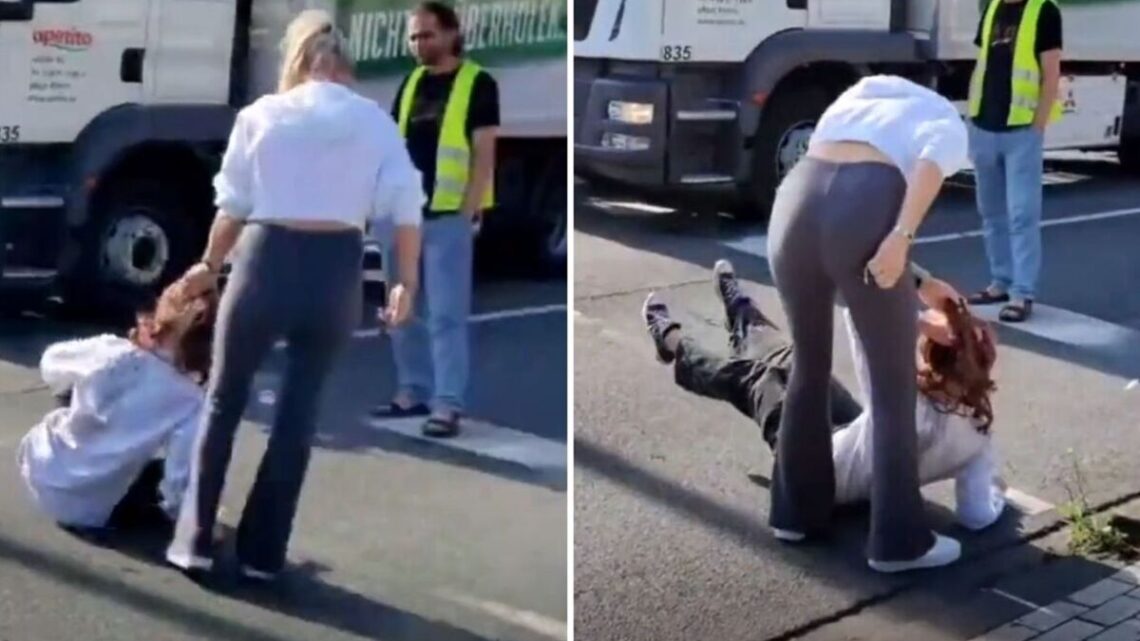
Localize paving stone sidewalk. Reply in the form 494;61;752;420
976;564;1140;641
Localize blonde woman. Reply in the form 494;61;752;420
165;10;425;581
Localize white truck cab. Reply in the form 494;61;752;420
1;0;567;314
574;0;1140;217
0;0;253;311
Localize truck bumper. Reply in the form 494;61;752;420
0;199;64;293
574;59;744;194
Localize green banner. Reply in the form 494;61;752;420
339;0;567;78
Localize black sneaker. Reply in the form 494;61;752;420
714;259;775;331
642;293;681;364
714;259;748;328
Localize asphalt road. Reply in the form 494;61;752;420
573;153;1140;641
0;276;568;641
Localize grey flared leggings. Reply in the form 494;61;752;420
765;158;934;562
167;223;362;573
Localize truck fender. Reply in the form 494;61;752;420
66;103;237;228
737;29;921;137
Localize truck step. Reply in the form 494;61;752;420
0;196;65;209
679;174;735;185
676;109;737;122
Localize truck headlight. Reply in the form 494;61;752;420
607;101;654;124
601;133;650;151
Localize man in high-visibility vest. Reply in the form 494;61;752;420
372;1;499;437
965;0;1062;323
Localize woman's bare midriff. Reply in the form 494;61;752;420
257;218;360;233
806;141;892;166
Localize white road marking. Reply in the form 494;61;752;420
914;206;1140;245
986;588;1044;610
1003;488;1055;517
434;590;567;640
365;416;566;473
721;232;769;258
718;210;1140;372
719;206;1140;259
273;304;566;349
469;304;566;324
588;197;675;214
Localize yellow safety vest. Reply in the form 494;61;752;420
397;61;495;212
968;0;1063;127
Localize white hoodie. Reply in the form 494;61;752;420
17;336;204;528
213;80;426;229
833;310;1006;530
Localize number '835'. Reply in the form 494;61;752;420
661;45;692;61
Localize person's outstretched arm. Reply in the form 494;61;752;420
182;111;254;294
460;74;500;224
371;110;426;326
40;336;119;396
867;116;969;288
160;403;203;519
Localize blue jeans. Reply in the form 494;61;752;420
968;124;1044;301
386;215;474;414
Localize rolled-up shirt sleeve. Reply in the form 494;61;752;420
212;110;255;219
373;115;426;227
915;116;970;179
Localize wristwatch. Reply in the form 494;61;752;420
893;224;916;243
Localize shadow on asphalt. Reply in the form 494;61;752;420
575;161;1140;382
0;525;495;641
575;436;1129;639
0;295;567;492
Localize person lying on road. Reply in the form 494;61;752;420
641;259;1007;532
17;278;216;535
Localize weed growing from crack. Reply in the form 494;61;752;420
1058;449;1137;560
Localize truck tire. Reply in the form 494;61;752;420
65;180;200;319
532;155;568;278
742;85;834;221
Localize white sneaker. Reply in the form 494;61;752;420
868;533;961;574
165;549;213;572
240;565;278;582
773;528;806;542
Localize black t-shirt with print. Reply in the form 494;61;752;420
391;67;500;214
972;0;1063;131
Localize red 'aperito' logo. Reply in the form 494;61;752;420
33;28;94;52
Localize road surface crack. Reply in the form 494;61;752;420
766;489;1140;641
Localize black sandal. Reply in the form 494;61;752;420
999;300;1033;323
422;413;461;438
967;289;1011;306
370;402;430;418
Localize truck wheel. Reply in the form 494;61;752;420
532;155;568;277
66;181;199;318
742;85;834;220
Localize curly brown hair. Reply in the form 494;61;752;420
916;299;998;433
129;280;217;385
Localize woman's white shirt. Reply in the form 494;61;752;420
17;335;204;527
213;80;426;229
811;75;970;180
832;310;1006;530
